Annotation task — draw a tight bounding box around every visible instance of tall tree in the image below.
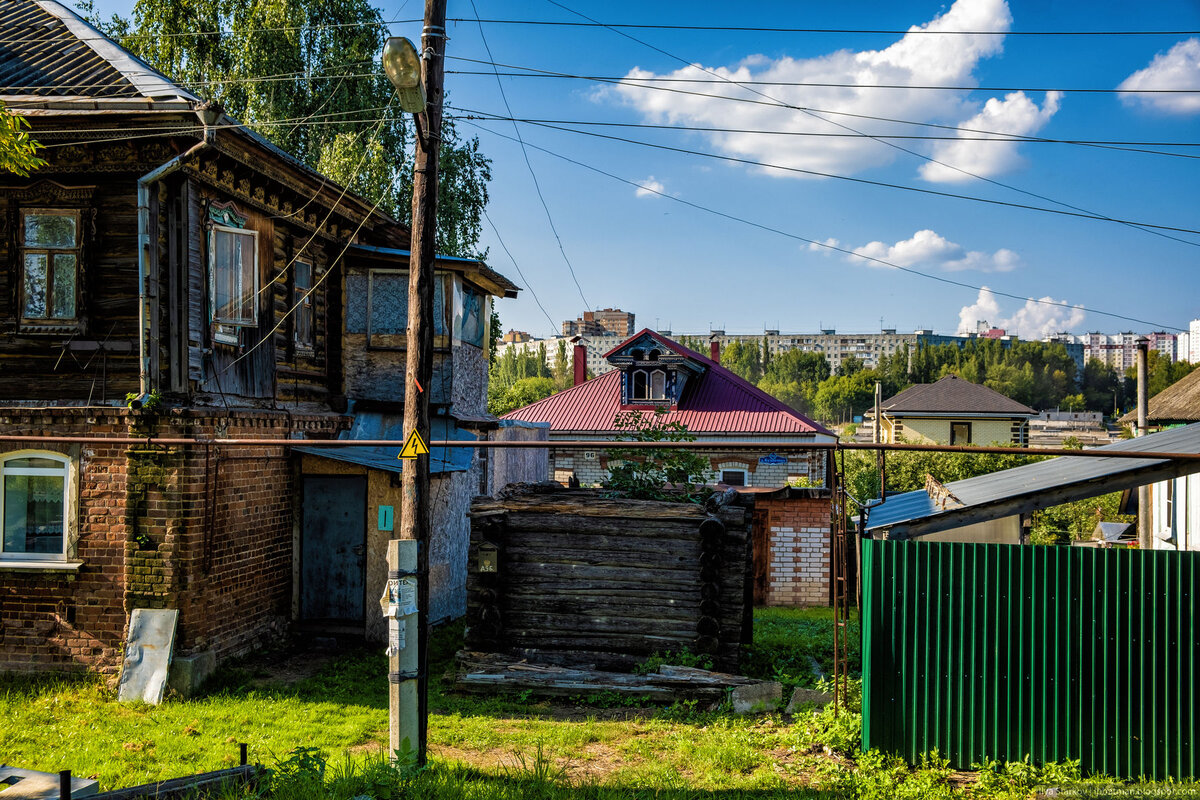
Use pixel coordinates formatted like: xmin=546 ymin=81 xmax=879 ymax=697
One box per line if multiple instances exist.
xmin=87 ymin=0 xmax=490 ymax=257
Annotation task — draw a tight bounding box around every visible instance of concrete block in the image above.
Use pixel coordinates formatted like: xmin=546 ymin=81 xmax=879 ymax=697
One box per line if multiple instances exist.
xmin=730 ymin=681 xmax=782 ymax=714
xmin=785 ymin=687 xmax=834 ymax=713
xmin=0 ymin=766 xmax=98 ymax=799
xmin=168 ymin=650 xmax=216 ymax=697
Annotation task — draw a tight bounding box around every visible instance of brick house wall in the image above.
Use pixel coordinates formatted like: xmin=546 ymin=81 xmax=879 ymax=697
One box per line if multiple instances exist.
xmin=755 ymin=493 xmax=831 ymax=607
xmin=547 ymin=445 xmax=826 ymax=489
xmin=0 ymin=407 xmax=344 ymax=676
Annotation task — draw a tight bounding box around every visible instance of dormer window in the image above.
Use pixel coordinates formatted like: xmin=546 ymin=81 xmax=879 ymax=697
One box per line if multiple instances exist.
xmin=650 ymin=370 xmax=666 ymax=399
xmin=631 ymin=348 xmax=645 ymax=361
xmin=631 ymin=370 xmax=648 ymax=400
xmin=648 ymin=349 xmax=660 ymax=361
xmin=629 ymin=368 xmax=669 ymax=402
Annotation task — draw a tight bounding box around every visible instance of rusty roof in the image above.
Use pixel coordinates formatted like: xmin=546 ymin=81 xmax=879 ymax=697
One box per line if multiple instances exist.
xmin=502 ymin=330 xmax=833 ymax=437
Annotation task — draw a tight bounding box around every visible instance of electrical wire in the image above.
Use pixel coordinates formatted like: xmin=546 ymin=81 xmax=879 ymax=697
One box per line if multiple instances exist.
xmin=448 ymin=18 xmax=1200 ymax=36
xmin=445 ymin=111 xmax=1200 ymax=161
xmin=482 ymin=210 xmax=559 ymax=337
xmin=459 ymin=109 xmax=1200 ymax=240
xmin=468 ymin=0 xmax=590 ymax=311
xmin=450 ymin=70 xmax=1200 ymax=95
xmin=461 ymin=118 xmax=1185 ymax=333
xmin=543 ymin=0 xmax=1200 ymax=249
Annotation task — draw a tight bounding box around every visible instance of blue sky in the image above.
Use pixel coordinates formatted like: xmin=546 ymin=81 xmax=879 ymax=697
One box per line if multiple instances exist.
xmin=95 ymin=0 xmax=1200 ymax=340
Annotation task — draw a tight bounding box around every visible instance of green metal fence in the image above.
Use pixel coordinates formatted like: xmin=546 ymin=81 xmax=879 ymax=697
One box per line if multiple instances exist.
xmin=861 ymin=539 xmax=1199 ymax=780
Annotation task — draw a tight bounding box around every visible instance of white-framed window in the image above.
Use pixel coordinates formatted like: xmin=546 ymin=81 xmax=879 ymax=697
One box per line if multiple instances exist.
xmin=20 ymin=209 xmax=80 ymax=323
xmin=209 ymin=224 xmax=259 ymax=339
xmin=1 ymin=452 xmax=70 ymax=561
xmin=631 ymin=369 xmax=649 ymax=400
xmin=294 ymin=260 xmax=314 ymax=349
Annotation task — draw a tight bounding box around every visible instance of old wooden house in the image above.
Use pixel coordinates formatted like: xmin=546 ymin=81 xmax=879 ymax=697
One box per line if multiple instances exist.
xmin=502 ymin=330 xmax=836 ymax=607
xmin=0 ymin=0 xmax=517 ymax=683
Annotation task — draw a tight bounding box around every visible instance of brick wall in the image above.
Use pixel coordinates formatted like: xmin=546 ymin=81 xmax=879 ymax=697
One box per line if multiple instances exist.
xmin=756 ymin=495 xmax=831 ymax=607
xmin=548 ymin=446 xmax=826 ymax=489
xmin=0 ymin=407 xmax=344 ymax=675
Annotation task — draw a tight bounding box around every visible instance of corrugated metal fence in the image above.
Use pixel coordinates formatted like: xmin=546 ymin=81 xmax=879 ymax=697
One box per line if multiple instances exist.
xmin=861 ymin=540 xmax=1199 ymax=779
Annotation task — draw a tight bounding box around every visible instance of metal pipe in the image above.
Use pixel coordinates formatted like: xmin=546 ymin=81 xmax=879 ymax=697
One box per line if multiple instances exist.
xmin=0 ymin=434 xmax=1196 ymax=459
xmin=137 ymin=123 xmax=213 ymax=395
xmin=1136 ymin=338 xmax=1151 ymax=548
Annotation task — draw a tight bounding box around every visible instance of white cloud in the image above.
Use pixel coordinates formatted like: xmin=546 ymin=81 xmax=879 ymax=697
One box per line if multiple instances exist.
xmin=635 ymin=177 xmax=667 ymax=198
xmin=610 ymin=0 xmax=1015 ymax=178
xmin=919 ymin=91 xmax=1061 ymax=182
xmin=807 ymin=237 xmax=840 ymax=253
xmin=957 ymin=287 xmax=1085 ymax=339
xmin=849 ymin=229 xmax=1019 ymax=272
xmin=1118 ymin=38 xmax=1200 ymax=114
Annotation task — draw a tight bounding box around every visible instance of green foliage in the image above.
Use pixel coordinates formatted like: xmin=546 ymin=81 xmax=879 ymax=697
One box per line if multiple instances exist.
xmin=604 ymin=408 xmax=710 ymax=500
xmin=124 ymin=389 xmax=162 ymax=412
xmin=0 ymin=101 xmax=46 ymax=176
xmin=743 ymin=608 xmax=858 ymax=695
xmin=842 ymin=446 xmax=1040 ymax=503
xmin=633 ymin=647 xmax=714 ymax=675
xmin=488 ymin=376 xmax=556 ymax=417
xmin=719 ymin=339 xmax=762 ymax=383
xmin=1029 ymin=491 xmax=1132 ymax=544
xmin=488 ymin=310 xmax=502 ymax=366
xmin=1125 ymin=350 xmax=1200 ymax=407
xmin=89 ymin=0 xmax=490 ymax=257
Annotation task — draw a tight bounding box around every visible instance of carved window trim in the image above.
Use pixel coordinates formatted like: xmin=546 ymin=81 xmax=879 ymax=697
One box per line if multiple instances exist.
xmin=18 ymin=208 xmax=82 ymax=329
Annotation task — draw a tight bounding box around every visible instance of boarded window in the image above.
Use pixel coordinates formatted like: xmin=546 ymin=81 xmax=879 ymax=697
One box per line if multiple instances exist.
xmin=21 ymin=210 xmax=79 ymax=321
xmin=210 ymin=225 xmax=258 ymax=328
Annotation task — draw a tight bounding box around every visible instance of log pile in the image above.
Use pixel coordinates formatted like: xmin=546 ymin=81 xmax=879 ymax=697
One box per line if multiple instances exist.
xmin=464 ymin=484 xmax=752 ymax=674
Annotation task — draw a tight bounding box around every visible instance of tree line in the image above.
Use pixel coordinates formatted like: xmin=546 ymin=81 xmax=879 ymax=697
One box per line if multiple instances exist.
xmin=680 ymin=335 xmax=1195 ymax=425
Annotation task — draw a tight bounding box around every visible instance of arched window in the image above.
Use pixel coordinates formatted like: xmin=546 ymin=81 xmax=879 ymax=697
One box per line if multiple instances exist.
xmin=650 ymin=370 xmax=667 ymax=400
xmin=1 ymin=452 xmax=69 ymax=560
xmin=648 ymin=349 xmax=660 ymax=361
xmin=631 ymin=348 xmax=644 ymax=361
xmin=631 ymin=370 xmax=648 ymax=400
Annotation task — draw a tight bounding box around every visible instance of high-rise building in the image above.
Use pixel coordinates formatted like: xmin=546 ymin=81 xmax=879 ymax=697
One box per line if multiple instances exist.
xmin=1190 ymin=319 xmax=1200 ymax=363
xmin=562 ymin=308 xmax=635 ymax=338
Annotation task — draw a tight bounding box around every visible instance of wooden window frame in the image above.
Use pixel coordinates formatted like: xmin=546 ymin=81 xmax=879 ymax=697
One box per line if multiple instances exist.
xmin=950 ymin=421 xmax=972 ymax=445
xmin=293 ymin=260 xmax=315 ymax=352
xmin=18 ymin=208 xmax=82 ymax=329
xmin=208 ymin=223 xmax=259 ymax=344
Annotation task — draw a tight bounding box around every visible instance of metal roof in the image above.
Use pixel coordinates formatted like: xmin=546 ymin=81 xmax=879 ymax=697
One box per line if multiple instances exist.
xmin=502 ymin=330 xmax=833 ymax=437
xmin=865 ymin=422 xmax=1200 ymax=538
xmin=0 ymin=0 xmax=198 ymax=102
xmin=348 ymin=244 xmax=520 ymax=298
xmin=294 ymin=414 xmax=474 ymax=475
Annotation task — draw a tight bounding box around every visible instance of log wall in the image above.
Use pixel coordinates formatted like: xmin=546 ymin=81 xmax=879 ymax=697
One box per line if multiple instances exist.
xmin=465 ymin=486 xmax=751 ymax=673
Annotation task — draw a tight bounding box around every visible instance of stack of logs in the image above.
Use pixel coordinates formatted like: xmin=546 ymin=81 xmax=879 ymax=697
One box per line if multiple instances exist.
xmin=465 ymin=484 xmax=751 ymax=673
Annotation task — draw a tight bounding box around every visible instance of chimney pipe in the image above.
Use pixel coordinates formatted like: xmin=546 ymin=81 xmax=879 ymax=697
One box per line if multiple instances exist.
xmin=710 ymin=340 xmax=720 ymax=363
xmin=573 ymin=342 xmax=587 ymax=386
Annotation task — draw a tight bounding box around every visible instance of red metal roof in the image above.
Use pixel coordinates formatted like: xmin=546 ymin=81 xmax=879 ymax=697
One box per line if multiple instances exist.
xmin=503 ymin=330 xmax=833 ymax=436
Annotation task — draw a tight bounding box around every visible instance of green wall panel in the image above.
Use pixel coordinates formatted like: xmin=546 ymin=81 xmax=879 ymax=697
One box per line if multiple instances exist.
xmin=862 ymin=539 xmax=1198 ymax=780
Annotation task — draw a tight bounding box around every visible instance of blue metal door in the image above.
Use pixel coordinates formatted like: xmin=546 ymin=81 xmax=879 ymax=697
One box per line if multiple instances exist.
xmin=301 ymin=475 xmax=366 ymax=621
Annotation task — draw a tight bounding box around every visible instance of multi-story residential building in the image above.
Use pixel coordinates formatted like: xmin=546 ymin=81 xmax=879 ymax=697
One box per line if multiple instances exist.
xmin=1189 ymin=318 xmax=1200 ymax=363
xmin=495 ymin=333 xmax=624 ymax=377
xmin=696 ymin=328 xmax=1011 ymax=374
xmin=501 ymin=330 xmax=532 ymax=344
xmin=561 ymin=308 xmax=635 ymax=338
xmin=1082 ymin=331 xmax=1180 ymax=370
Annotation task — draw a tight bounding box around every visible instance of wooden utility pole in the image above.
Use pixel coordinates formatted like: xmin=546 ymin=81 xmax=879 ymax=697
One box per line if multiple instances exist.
xmin=399 ymin=0 xmax=446 ymax=767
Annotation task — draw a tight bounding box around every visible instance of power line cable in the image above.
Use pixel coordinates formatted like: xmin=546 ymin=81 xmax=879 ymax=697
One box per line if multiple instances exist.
xmin=460 ymin=109 xmax=1200 ymax=241
xmin=461 ymin=119 xmax=1185 ymax=333
xmin=482 ymin=210 xmax=559 ymax=337
xmin=450 ymin=70 xmax=1200 ymax=95
xmin=445 ymin=110 xmax=1200 ymax=160
xmin=468 ymin=0 xmax=590 ymax=311
xmin=544 ymin=0 xmax=1200 ymax=249
xmin=448 ymin=18 xmax=1200 ymax=36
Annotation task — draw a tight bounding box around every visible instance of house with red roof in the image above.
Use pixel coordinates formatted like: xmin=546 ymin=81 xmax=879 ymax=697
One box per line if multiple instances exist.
xmin=502 ymin=330 xmax=838 ymax=606
xmin=503 ymin=329 xmax=836 ymax=488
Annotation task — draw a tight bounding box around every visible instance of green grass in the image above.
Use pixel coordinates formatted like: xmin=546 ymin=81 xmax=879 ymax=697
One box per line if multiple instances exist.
xmin=2 ymin=607 xmax=1195 ymax=799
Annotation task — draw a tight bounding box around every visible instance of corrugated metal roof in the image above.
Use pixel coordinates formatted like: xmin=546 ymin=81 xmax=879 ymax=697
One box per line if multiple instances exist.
xmin=294 ymin=414 xmax=475 ymax=475
xmin=882 ymin=374 xmax=1036 ymax=416
xmin=502 ymin=330 xmax=833 ymax=436
xmin=0 ymin=0 xmax=197 ymax=102
xmin=865 ymin=422 xmax=1200 ymax=535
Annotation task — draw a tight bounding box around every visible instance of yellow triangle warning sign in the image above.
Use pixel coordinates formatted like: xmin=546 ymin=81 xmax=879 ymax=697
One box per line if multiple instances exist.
xmin=398 ymin=429 xmax=430 ymax=460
